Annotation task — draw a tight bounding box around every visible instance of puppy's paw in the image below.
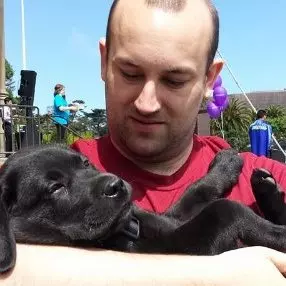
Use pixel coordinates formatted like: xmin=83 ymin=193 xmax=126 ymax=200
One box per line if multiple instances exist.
xmin=209 ymin=149 xmax=243 ymax=182
xmin=251 ymin=168 xmax=277 ymax=195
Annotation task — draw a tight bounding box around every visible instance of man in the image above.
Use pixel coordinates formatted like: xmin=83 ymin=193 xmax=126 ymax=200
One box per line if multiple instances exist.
xmin=4 ymin=0 xmax=286 ymax=285
xmin=1 ymin=97 xmax=13 ymax=157
xmin=249 ymin=109 xmax=273 ymax=157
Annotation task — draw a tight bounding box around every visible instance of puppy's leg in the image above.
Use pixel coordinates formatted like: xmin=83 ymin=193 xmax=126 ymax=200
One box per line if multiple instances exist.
xmin=132 ymin=205 xmax=179 ymax=238
xmin=167 ymin=148 xmax=243 ymax=221
xmin=147 ymin=200 xmax=286 ymax=255
xmin=251 ymin=168 xmax=286 ymax=225
xmin=109 ymin=205 xmax=180 ymax=252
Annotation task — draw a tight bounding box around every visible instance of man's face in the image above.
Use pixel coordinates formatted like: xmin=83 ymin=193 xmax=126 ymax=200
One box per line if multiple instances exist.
xmin=100 ymin=0 xmax=222 ymax=162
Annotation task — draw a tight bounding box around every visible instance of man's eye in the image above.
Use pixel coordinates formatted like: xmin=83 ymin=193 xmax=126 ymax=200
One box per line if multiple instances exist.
xmin=120 ymin=70 xmax=142 ymax=81
xmin=163 ymin=79 xmax=186 ymax=89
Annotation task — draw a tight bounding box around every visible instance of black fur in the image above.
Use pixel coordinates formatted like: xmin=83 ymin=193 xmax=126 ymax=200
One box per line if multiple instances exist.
xmin=251 ymin=168 xmax=286 ymax=225
xmin=0 ymin=145 xmax=286 ymax=273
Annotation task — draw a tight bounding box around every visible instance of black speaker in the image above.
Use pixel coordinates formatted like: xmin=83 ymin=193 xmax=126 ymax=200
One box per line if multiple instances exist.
xmin=20 ymin=120 xmax=41 ymax=148
xmin=18 ymin=70 xmax=37 ymax=106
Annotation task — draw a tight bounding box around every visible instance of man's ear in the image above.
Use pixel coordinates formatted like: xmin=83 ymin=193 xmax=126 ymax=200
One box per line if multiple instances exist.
xmin=0 ymin=190 xmax=16 ymax=273
xmin=99 ymin=38 xmax=107 ymax=82
xmin=205 ymin=58 xmax=224 ymax=90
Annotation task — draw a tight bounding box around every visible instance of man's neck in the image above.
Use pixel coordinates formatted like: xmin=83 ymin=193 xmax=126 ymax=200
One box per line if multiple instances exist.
xmin=112 ymin=138 xmax=194 ymax=176
xmin=136 ymin=142 xmax=193 ymax=176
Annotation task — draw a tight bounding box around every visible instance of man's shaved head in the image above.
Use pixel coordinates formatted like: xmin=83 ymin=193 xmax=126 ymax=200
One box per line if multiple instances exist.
xmin=145 ymin=0 xmax=187 ymax=12
xmin=100 ymin=0 xmax=224 ymax=165
xmin=105 ymin=0 xmax=219 ymax=70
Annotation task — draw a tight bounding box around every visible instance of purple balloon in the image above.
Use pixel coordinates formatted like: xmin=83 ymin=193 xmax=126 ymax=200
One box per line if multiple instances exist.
xmin=220 ymin=96 xmax=229 ymax=111
xmin=213 ymin=86 xmax=227 ymax=95
xmin=213 ymin=86 xmax=228 ymax=107
xmin=213 ymin=75 xmax=222 ymax=89
xmin=207 ymin=101 xmax=221 ymax=119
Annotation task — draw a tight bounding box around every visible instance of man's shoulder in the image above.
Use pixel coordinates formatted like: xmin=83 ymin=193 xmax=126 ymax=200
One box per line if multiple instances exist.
xmin=250 ymin=119 xmax=270 ymax=128
xmin=70 ymin=136 xmax=111 ymax=170
xmin=240 ymin=152 xmax=286 ymax=182
xmin=194 ymin=135 xmax=231 ymax=153
xmin=71 ymin=136 xmax=104 ymax=154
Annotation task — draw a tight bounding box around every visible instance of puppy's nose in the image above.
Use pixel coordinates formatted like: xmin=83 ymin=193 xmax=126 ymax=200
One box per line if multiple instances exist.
xmin=103 ymin=178 xmax=126 ymax=198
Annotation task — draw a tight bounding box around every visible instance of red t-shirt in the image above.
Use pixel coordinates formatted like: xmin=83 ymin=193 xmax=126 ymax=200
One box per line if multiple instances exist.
xmin=71 ymin=135 xmax=286 ymax=214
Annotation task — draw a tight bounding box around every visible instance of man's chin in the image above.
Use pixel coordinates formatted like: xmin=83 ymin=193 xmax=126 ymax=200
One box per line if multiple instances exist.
xmin=125 ymin=138 xmax=166 ymax=159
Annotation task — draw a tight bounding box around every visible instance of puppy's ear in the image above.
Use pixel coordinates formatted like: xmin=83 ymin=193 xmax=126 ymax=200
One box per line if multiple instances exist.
xmin=0 ymin=192 xmax=16 ymax=273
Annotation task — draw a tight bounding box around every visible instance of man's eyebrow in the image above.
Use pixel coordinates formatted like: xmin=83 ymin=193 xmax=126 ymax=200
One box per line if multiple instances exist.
xmin=114 ymin=57 xmax=139 ymax=67
xmin=114 ymin=56 xmax=196 ymax=74
xmin=165 ymin=66 xmax=196 ymax=75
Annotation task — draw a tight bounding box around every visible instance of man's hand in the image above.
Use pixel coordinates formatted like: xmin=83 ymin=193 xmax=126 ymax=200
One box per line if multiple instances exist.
xmin=214 ymin=246 xmax=286 ymax=285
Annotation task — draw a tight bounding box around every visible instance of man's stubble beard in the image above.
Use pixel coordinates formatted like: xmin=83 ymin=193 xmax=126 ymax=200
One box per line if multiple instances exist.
xmin=116 ymin=119 xmax=196 ymax=164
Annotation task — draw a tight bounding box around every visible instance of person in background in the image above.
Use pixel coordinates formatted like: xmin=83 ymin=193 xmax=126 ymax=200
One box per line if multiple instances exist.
xmin=2 ymin=97 xmax=13 ymax=156
xmin=52 ymin=84 xmax=78 ymax=142
xmin=249 ymin=109 xmax=273 ymax=157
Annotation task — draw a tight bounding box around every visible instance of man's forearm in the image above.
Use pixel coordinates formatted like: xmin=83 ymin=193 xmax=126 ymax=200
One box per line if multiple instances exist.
xmin=0 ymin=244 xmax=217 ymax=286
xmin=2 ymin=244 xmax=286 ymax=286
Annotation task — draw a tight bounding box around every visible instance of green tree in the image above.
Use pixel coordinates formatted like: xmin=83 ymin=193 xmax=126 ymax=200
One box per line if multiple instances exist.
xmin=266 ymin=105 xmax=286 ymax=118
xmin=82 ymin=109 xmax=108 ymax=136
xmin=264 ymin=105 xmax=286 ymax=141
xmin=5 ymin=59 xmax=15 ymax=98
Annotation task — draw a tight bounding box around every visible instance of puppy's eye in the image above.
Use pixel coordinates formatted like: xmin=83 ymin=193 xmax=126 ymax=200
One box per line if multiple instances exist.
xmin=50 ymin=183 xmax=66 ymax=194
xmin=83 ymin=159 xmax=90 ymax=167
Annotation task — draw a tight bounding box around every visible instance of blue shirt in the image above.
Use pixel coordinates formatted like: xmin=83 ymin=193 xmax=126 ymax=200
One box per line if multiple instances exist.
xmin=249 ymin=119 xmax=272 ymax=156
xmin=52 ymin=95 xmax=70 ymax=125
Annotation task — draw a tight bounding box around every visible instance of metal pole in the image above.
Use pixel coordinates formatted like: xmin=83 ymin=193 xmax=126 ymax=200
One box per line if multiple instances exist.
xmin=220 ymin=112 xmax=225 ymax=140
xmin=20 ymin=0 xmax=27 ymax=70
xmin=0 ymin=0 xmax=8 ymax=159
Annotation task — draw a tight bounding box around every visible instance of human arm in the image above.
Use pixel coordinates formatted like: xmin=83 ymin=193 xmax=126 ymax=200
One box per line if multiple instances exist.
xmin=58 ymin=105 xmax=79 ymax=112
xmin=54 ymin=95 xmax=79 ymax=113
xmin=1 ymin=244 xmax=286 ymax=286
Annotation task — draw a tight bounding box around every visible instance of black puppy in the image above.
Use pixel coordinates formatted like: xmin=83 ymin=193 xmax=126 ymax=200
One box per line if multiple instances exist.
xmin=0 ymin=145 xmax=285 ymax=273
xmin=0 ymin=146 xmax=133 ymax=272
xmin=107 ymin=153 xmax=286 ymax=255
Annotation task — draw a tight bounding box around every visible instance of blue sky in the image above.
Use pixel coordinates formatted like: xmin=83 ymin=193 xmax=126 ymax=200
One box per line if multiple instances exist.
xmin=4 ymin=0 xmax=286 ymax=114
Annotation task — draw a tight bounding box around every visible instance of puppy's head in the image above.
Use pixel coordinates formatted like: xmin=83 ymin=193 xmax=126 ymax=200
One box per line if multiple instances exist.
xmin=0 ymin=145 xmax=132 ymax=272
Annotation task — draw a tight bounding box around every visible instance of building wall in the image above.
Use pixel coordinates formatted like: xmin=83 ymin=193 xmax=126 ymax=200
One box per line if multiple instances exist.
xmin=231 ymin=90 xmax=286 ymax=110
xmin=195 ymin=110 xmax=210 ymax=135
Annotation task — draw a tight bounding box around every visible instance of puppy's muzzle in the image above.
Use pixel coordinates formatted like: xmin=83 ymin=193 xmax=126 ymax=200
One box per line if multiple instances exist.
xmin=92 ymin=173 xmax=131 ymax=200
xmin=103 ymin=177 xmax=127 ymax=198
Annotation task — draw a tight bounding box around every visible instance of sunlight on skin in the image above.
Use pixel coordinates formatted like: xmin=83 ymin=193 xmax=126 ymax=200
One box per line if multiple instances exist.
xmin=152 ymin=9 xmax=170 ymax=28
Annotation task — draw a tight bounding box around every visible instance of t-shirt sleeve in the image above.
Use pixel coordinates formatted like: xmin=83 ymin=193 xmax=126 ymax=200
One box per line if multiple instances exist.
xmin=70 ymin=139 xmax=96 ymax=160
xmin=54 ymin=96 xmax=64 ymax=108
xmin=70 ymin=139 xmax=86 ymax=153
xmin=70 ymin=138 xmax=106 ymax=172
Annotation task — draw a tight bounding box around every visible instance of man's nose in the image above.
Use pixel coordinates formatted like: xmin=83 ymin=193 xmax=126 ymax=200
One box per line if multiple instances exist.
xmin=134 ymin=81 xmax=161 ymax=115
